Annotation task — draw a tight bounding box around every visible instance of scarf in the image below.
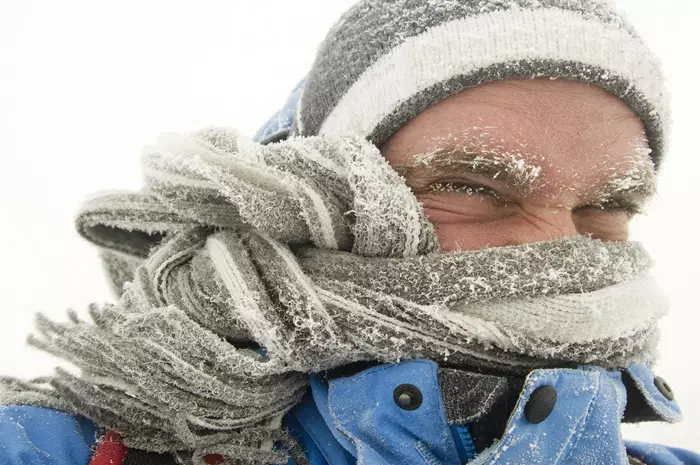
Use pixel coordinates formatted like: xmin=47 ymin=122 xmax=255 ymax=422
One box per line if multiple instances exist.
xmin=0 ymin=127 xmax=666 ymax=464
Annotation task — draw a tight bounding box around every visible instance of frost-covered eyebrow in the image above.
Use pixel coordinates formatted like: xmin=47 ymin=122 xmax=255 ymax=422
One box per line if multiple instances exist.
xmin=596 ymin=163 xmax=657 ymax=202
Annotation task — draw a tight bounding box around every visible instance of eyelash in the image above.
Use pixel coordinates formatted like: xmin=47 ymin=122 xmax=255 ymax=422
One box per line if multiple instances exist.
xmin=423 ymin=181 xmax=502 ymax=198
xmin=575 ymin=200 xmax=646 ymax=216
xmin=423 ymin=182 xmax=645 ymax=216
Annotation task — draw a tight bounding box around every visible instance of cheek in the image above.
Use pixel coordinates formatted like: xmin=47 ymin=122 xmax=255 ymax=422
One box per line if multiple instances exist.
xmin=417 ymin=195 xmax=513 ymax=250
xmin=418 ymin=196 xmax=542 ymax=250
xmin=430 ymin=223 xmax=514 ymax=251
xmin=417 ymin=195 xmax=516 ymax=224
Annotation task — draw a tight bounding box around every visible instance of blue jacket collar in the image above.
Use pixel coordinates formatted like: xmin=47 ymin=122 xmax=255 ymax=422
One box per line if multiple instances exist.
xmin=283 ymin=360 xmax=681 ymax=465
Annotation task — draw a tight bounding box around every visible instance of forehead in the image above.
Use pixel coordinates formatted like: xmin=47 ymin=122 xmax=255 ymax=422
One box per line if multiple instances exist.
xmin=380 ymin=78 xmax=653 ymax=199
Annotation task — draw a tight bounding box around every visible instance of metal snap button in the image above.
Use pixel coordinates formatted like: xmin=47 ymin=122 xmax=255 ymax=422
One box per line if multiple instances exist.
xmin=393 ymin=384 xmax=423 ymax=410
xmin=654 ymin=376 xmax=674 ymax=401
xmin=525 ymin=385 xmax=557 ymax=424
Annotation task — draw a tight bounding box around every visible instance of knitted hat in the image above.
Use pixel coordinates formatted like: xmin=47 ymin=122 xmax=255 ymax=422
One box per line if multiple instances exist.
xmin=289 ymin=0 xmax=669 ymax=167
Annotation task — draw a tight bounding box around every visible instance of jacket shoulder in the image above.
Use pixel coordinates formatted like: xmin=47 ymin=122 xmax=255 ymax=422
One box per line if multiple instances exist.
xmin=627 ymin=441 xmax=700 ymax=465
xmin=0 ymin=405 xmax=98 ymax=465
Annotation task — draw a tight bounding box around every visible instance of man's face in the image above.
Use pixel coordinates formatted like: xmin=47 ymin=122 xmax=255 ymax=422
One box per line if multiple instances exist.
xmin=380 ymin=78 xmax=656 ymax=252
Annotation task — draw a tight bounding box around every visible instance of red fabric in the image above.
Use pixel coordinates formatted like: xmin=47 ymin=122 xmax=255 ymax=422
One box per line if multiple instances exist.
xmin=204 ymin=454 xmax=227 ymax=464
xmin=89 ymin=430 xmax=128 ymax=465
xmin=87 ymin=430 xmax=225 ymax=465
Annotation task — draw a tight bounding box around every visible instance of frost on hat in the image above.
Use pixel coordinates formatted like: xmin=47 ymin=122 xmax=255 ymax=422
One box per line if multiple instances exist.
xmin=293 ymin=0 xmax=669 ymax=167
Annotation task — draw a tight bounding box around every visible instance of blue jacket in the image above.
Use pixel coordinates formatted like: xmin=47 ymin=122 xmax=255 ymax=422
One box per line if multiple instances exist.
xmin=282 ymin=360 xmax=700 ymax=464
xmin=1 ymin=360 xmax=698 ymax=464
xmin=2 ymin=84 xmax=698 ymax=465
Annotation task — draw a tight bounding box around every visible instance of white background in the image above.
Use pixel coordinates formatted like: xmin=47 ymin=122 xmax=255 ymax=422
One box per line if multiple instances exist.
xmin=0 ymin=0 xmax=698 ymax=450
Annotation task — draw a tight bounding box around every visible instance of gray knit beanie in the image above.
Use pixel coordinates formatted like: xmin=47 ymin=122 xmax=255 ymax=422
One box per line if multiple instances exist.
xmin=290 ymin=0 xmax=669 ymax=167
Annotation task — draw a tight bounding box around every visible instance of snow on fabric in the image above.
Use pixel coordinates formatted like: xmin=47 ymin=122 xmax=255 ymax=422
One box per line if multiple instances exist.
xmin=0 ymin=128 xmax=665 ymax=464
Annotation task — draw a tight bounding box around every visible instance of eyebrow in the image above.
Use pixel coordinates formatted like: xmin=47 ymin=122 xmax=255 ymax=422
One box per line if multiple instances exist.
xmin=595 ymin=164 xmax=657 ymax=204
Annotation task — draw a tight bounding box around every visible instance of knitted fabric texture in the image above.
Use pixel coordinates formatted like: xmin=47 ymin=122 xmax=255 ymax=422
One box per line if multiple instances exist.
xmin=0 ymin=128 xmax=665 ymax=464
xmin=293 ymin=0 xmax=669 ymax=167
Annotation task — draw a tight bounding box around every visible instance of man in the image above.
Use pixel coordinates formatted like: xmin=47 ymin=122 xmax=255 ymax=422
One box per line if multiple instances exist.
xmin=1 ymin=0 xmax=698 ymax=464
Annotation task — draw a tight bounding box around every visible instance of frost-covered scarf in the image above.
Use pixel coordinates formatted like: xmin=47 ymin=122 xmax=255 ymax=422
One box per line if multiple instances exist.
xmin=0 ymin=128 xmax=666 ymax=464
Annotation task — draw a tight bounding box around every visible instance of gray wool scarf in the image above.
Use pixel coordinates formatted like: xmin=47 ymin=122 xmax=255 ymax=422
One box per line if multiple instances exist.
xmin=0 ymin=127 xmax=665 ymax=464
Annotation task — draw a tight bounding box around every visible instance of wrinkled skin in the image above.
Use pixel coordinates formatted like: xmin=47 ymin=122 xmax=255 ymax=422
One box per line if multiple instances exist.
xmin=380 ymin=78 xmax=656 ymax=252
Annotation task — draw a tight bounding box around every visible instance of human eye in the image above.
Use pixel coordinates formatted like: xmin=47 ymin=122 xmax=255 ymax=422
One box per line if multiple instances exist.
xmin=572 ymin=198 xmax=644 ymax=242
xmin=420 ymin=181 xmax=503 ymax=200
xmin=574 ymin=198 xmax=646 ymax=218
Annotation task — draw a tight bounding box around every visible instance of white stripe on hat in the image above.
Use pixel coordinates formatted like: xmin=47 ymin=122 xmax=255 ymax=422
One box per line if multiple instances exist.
xmin=318 ymin=7 xmax=666 ymax=139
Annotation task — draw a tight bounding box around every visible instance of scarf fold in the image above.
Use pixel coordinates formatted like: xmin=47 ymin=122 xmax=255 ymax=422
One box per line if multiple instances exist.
xmin=0 ymin=127 xmax=665 ymax=464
